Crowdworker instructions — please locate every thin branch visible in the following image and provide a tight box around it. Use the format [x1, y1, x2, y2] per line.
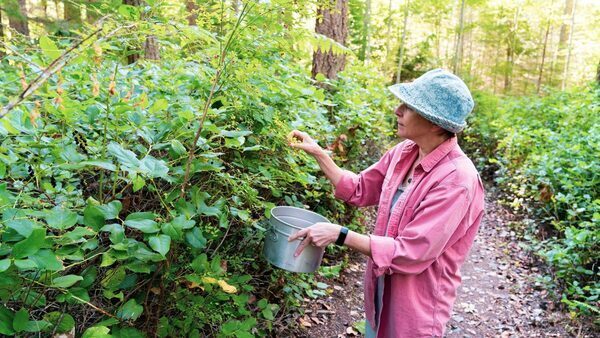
[0, 20, 135, 120]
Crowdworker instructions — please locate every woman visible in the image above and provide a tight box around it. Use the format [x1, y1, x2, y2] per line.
[287, 69, 485, 337]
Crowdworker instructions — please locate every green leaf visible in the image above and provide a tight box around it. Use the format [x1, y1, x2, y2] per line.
[140, 156, 169, 178]
[84, 205, 105, 229]
[82, 326, 111, 338]
[0, 305, 15, 335]
[125, 212, 159, 233]
[43, 312, 75, 334]
[0, 259, 10, 272]
[51, 275, 83, 288]
[149, 98, 168, 114]
[97, 201, 122, 220]
[45, 208, 78, 230]
[78, 160, 117, 171]
[149, 235, 171, 256]
[39, 36, 61, 59]
[101, 266, 126, 289]
[30, 249, 63, 271]
[112, 326, 145, 338]
[117, 299, 143, 321]
[170, 140, 186, 155]
[108, 142, 141, 170]
[262, 308, 274, 320]
[118, 4, 139, 20]
[185, 227, 206, 249]
[24, 320, 51, 333]
[5, 219, 36, 237]
[132, 174, 145, 192]
[12, 228, 46, 259]
[13, 308, 28, 333]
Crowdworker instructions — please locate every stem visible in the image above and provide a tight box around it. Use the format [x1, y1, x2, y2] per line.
[179, 2, 253, 199]
[99, 63, 119, 203]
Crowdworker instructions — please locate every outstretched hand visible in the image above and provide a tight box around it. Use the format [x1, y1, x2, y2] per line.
[287, 130, 324, 156]
[287, 222, 341, 257]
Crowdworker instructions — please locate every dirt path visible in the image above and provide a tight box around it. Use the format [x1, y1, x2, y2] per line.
[296, 188, 592, 337]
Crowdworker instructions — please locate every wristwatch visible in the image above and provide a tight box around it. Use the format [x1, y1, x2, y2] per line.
[336, 226, 349, 246]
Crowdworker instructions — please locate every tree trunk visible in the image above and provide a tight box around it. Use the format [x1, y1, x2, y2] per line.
[64, 0, 82, 24]
[395, 0, 409, 83]
[385, 0, 392, 64]
[233, 0, 240, 16]
[186, 1, 198, 26]
[8, 0, 30, 36]
[453, 0, 466, 75]
[359, 0, 371, 62]
[537, 20, 551, 93]
[561, 0, 576, 90]
[596, 60, 600, 85]
[144, 35, 160, 60]
[87, 0, 100, 23]
[0, 10, 4, 57]
[557, 0, 574, 82]
[311, 0, 348, 80]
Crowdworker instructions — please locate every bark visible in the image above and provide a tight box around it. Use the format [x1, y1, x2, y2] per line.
[311, 0, 348, 80]
[453, 0, 466, 75]
[87, 0, 100, 23]
[144, 34, 160, 60]
[186, 1, 198, 26]
[385, 0, 392, 63]
[537, 20, 551, 93]
[556, 0, 574, 81]
[596, 60, 600, 85]
[233, 0, 240, 16]
[561, 0, 576, 90]
[0, 10, 4, 57]
[359, 0, 371, 62]
[395, 0, 409, 83]
[64, 0, 82, 24]
[7, 0, 30, 36]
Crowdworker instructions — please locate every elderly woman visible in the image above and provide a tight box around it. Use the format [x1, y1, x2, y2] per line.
[287, 69, 485, 337]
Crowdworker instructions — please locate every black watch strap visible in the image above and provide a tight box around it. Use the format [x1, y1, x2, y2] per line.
[336, 226, 349, 246]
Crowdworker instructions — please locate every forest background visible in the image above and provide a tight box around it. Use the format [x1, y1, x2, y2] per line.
[0, 0, 598, 336]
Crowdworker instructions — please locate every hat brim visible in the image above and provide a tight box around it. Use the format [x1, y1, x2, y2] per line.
[388, 83, 466, 133]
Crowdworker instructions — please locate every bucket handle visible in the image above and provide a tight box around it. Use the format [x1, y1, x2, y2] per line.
[267, 225, 305, 242]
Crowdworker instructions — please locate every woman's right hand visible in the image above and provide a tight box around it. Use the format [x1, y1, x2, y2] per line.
[287, 130, 323, 157]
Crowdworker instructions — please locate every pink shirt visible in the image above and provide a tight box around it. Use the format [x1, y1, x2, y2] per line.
[334, 137, 485, 337]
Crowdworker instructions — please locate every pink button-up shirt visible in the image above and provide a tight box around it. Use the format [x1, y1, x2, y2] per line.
[334, 137, 485, 337]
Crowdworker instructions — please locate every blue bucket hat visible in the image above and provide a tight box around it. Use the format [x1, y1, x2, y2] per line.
[388, 68, 474, 133]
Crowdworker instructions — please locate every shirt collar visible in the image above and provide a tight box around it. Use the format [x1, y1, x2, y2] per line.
[402, 137, 459, 173]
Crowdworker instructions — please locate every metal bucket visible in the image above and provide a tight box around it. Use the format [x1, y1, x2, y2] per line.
[263, 206, 330, 273]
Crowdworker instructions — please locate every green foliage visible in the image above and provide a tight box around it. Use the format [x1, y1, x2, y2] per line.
[463, 85, 599, 321]
[0, 1, 395, 335]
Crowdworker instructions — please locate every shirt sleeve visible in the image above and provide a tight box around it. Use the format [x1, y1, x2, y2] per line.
[369, 183, 471, 276]
[333, 145, 397, 207]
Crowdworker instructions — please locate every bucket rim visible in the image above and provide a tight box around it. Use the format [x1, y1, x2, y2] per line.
[269, 206, 329, 230]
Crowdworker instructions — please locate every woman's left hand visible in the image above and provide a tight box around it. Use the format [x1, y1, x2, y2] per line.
[288, 222, 342, 257]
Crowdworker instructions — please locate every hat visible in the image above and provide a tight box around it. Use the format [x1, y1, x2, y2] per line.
[388, 69, 474, 133]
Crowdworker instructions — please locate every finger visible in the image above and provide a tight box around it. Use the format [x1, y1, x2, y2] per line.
[288, 228, 307, 242]
[294, 237, 310, 257]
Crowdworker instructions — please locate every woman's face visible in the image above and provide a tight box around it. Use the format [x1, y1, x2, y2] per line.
[395, 104, 436, 140]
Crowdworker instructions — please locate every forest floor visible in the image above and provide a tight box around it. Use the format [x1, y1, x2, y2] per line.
[288, 185, 595, 338]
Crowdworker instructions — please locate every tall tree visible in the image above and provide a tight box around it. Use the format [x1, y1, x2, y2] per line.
[537, 16, 552, 93]
[555, 0, 574, 85]
[311, 0, 348, 80]
[453, 0, 466, 74]
[124, 0, 160, 63]
[358, 0, 371, 62]
[561, 0, 576, 89]
[0, 10, 4, 57]
[186, 1, 198, 26]
[395, 0, 410, 83]
[7, 0, 30, 36]
[64, 0, 82, 24]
